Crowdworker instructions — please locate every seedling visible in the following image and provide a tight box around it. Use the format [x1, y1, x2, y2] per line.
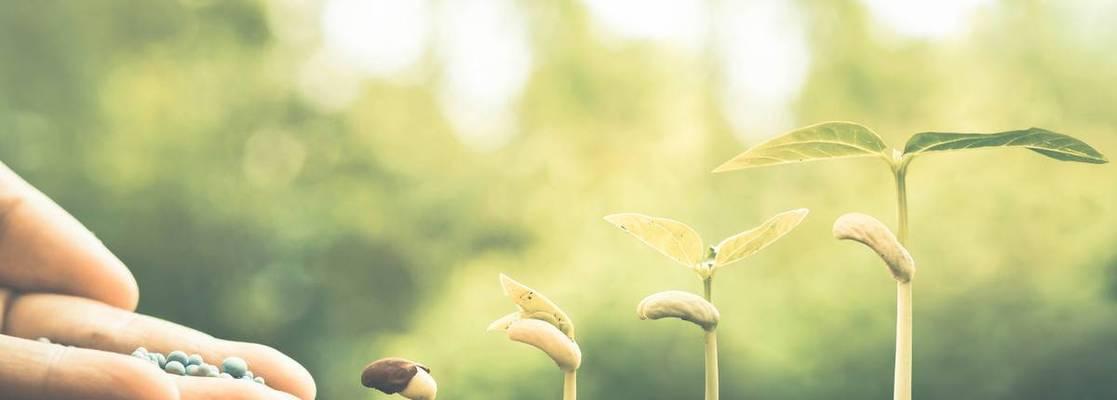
[362, 357, 438, 400]
[488, 274, 581, 400]
[604, 209, 809, 400]
[833, 213, 915, 399]
[714, 122, 1107, 400]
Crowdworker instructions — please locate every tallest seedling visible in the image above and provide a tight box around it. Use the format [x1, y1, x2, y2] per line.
[714, 121, 1107, 400]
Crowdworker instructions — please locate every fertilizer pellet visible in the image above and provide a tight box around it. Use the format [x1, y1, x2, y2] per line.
[128, 347, 266, 385]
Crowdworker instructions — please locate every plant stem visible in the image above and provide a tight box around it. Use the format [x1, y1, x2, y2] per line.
[892, 160, 912, 400]
[895, 282, 912, 400]
[894, 162, 910, 245]
[705, 329, 719, 400]
[564, 370, 576, 400]
[702, 277, 719, 400]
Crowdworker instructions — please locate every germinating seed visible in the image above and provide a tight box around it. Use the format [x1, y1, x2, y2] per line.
[129, 347, 266, 385]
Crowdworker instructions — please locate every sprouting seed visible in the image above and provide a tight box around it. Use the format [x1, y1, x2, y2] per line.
[165, 361, 186, 376]
[222, 357, 248, 379]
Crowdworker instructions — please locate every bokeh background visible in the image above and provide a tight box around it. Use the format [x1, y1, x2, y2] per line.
[3, 0, 1117, 398]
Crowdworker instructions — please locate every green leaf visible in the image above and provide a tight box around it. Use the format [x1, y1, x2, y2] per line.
[603, 213, 705, 269]
[714, 208, 809, 269]
[903, 128, 1108, 164]
[713, 121, 890, 172]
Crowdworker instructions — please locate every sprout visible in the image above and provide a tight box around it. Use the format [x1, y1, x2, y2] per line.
[605, 209, 808, 400]
[490, 274, 580, 400]
[361, 357, 437, 400]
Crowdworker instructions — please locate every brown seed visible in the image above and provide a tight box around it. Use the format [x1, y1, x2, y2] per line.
[361, 357, 431, 394]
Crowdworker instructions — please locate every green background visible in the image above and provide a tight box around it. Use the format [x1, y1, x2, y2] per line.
[2, 1, 1116, 399]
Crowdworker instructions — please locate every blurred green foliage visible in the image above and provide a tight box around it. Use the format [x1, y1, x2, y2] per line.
[2, 1, 1117, 399]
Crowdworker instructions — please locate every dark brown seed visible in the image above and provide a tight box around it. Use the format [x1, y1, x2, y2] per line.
[361, 357, 431, 394]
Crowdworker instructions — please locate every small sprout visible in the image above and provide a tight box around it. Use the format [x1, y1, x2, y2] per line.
[222, 357, 248, 379]
[165, 361, 186, 376]
[491, 273, 580, 400]
[637, 290, 720, 331]
[833, 213, 915, 282]
[361, 357, 437, 400]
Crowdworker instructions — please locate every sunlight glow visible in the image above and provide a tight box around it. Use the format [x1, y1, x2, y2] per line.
[716, 1, 811, 141]
[436, 0, 532, 151]
[861, 0, 993, 39]
[321, 0, 430, 77]
[580, 0, 709, 50]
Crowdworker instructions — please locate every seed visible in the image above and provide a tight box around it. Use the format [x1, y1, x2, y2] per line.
[203, 365, 220, 377]
[187, 354, 204, 367]
[244, 370, 254, 379]
[254, 376, 265, 385]
[186, 364, 201, 376]
[131, 349, 148, 359]
[222, 357, 248, 378]
[165, 361, 186, 376]
[37, 337, 51, 344]
[219, 373, 233, 379]
[155, 353, 167, 368]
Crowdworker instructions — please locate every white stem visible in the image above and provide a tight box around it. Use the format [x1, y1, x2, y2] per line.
[564, 370, 576, 400]
[894, 281, 912, 400]
[705, 329, 719, 400]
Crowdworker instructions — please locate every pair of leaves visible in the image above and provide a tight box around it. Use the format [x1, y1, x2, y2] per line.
[712, 121, 1108, 172]
[603, 208, 809, 277]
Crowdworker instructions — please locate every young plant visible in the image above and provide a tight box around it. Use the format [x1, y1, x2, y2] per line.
[362, 357, 438, 400]
[714, 122, 1107, 400]
[488, 274, 581, 400]
[832, 213, 915, 400]
[604, 208, 809, 400]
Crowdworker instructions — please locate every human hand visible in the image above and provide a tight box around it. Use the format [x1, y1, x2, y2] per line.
[0, 162, 316, 399]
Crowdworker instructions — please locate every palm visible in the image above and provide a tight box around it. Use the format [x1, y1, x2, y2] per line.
[0, 163, 316, 400]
